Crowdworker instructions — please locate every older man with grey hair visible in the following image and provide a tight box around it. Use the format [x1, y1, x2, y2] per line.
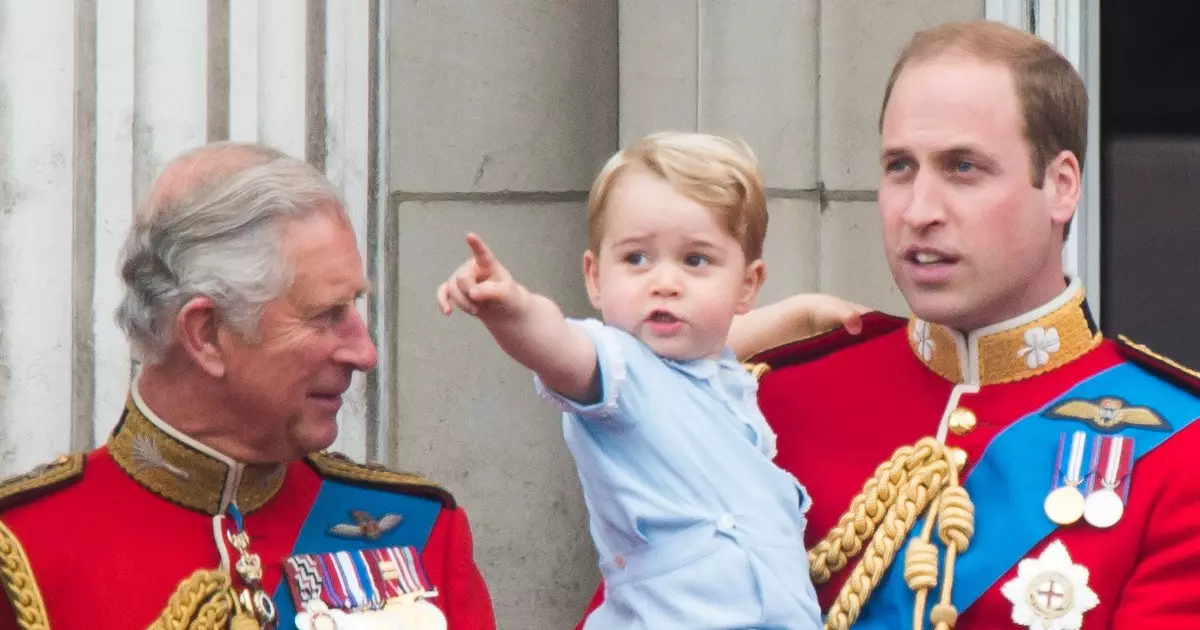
[0, 142, 495, 629]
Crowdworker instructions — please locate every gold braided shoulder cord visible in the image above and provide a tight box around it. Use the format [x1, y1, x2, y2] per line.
[0, 521, 49, 630]
[810, 438, 976, 630]
[0, 526, 250, 630]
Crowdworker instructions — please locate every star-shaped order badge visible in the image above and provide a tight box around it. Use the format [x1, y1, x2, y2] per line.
[1001, 540, 1099, 630]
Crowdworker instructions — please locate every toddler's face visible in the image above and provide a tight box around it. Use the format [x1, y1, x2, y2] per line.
[584, 170, 763, 361]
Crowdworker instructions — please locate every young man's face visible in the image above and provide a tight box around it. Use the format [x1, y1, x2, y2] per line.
[878, 56, 1076, 331]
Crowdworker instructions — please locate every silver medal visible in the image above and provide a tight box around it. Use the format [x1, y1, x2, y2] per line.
[1083, 436, 1127, 529]
[1083, 487, 1124, 528]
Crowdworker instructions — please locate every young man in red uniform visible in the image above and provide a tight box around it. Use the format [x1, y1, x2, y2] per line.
[0, 144, 495, 629]
[579, 20, 1200, 629]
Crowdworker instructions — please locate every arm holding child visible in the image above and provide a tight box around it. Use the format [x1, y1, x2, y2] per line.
[728, 294, 870, 360]
[436, 233, 600, 403]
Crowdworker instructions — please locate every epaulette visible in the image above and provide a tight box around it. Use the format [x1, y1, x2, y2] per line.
[306, 451, 456, 509]
[0, 453, 86, 513]
[1116, 335, 1200, 395]
[744, 312, 908, 378]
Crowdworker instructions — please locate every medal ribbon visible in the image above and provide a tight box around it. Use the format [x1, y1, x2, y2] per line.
[285, 545, 439, 614]
[284, 555, 323, 608]
[390, 546, 434, 595]
[1089, 435, 1134, 501]
[336, 550, 377, 610]
[360, 548, 392, 601]
[315, 553, 350, 610]
[349, 549, 383, 609]
[1062, 430, 1088, 488]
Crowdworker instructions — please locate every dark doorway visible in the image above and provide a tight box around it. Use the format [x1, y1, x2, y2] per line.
[1101, 0, 1200, 367]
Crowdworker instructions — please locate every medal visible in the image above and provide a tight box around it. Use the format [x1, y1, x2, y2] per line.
[1083, 487, 1123, 528]
[1044, 431, 1088, 525]
[1083, 436, 1132, 528]
[223, 507, 279, 628]
[1044, 485, 1086, 526]
[1001, 540, 1099, 630]
[295, 600, 350, 630]
[376, 547, 449, 630]
[385, 599, 448, 630]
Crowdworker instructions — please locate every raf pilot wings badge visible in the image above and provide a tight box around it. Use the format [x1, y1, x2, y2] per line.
[1047, 396, 1171, 432]
[328, 509, 404, 541]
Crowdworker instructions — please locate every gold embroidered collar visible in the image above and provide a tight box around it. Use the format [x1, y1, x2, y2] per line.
[108, 386, 287, 516]
[906, 280, 1102, 386]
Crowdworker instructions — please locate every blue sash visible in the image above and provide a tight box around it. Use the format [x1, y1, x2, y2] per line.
[270, 478, 442, 627]
[852, 361, 1200, 628]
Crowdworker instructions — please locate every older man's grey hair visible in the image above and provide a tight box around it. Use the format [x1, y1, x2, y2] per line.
[115, 142, 348, 364]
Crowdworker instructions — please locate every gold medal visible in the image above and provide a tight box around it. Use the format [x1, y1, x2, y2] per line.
[1043, 485, 1086, 525]
[1044, 431, 1088, 525]
[407, 600, 448, 630]
[355, 547, 447, 630]
[354, 606, 399, 630]
[382, 599, 447, 630]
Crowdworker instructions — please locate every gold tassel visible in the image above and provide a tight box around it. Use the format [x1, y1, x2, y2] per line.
[226, 591, 262, 630]
[229, 597, 261, 630]
[229, 612, 260, 630]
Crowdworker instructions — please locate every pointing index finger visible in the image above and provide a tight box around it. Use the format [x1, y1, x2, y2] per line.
[466, 233, 498, 274]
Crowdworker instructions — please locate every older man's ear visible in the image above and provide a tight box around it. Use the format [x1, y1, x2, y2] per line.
[174, 296, 227, 378]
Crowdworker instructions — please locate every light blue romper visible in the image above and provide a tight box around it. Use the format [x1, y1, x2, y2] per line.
[537, 319, 822, 630]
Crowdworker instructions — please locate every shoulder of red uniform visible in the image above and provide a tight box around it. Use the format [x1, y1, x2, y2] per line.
[1115, 335, 1200, 395]
[306, 451, 456, 509]
[743, 311, 909, 377]
[0, 453, 87, 515]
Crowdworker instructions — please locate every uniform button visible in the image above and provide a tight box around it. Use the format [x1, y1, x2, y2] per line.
[949, 447, 968, 470]
[716, 514, 736, 532]
[613, 554, 626, 569]
[948, 407, 977, 436]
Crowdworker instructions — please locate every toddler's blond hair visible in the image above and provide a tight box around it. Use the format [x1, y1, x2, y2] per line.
[586, 132, 768, 261]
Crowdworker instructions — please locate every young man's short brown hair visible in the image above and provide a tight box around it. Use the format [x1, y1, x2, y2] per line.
[587, 132, 768, 261]
[880, 20, 1088, 187]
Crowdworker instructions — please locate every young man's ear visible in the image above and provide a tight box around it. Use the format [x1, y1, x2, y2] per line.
[583, 250, 603, 311]
[175, 296, 227, 378]
[1043, 149, 1081, 230]
[735, 260, 767, 315]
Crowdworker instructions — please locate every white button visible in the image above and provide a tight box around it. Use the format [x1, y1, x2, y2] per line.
[716, 514, 736, 531]
[613, 554, 626, 569]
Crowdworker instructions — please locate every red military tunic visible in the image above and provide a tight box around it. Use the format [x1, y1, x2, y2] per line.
[755, 283, 1200, 628]
[576, 283, 1200, 628]
[0, 394, 496, 629]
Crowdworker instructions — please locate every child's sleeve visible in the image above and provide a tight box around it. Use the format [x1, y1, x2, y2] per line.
[534, 318, 635, 424]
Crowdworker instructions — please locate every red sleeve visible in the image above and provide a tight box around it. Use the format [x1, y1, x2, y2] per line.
[575, 583, 603, 630]
[0, 594, 16, 630]
[1111, 431, 1200, 629]
[423, 506, 495, 630]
